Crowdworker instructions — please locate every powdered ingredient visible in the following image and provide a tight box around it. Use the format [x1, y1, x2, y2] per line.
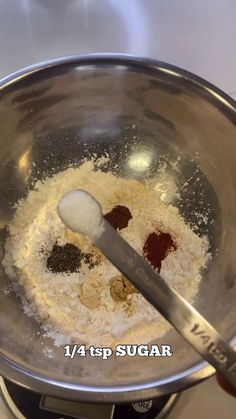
[3, 159, 210, 348]
[143, 231, 176, 272]
[46, 243, 82, 273]
[46, 242, 99, 273]
[104, 205, 132, 230]
[58, 189, 103, 239]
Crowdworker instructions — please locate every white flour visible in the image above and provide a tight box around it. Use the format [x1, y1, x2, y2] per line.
[3, 160, 210, 347]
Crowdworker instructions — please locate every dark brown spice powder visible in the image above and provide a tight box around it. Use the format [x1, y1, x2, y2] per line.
[143, 231, 177, 272]
[104, 205, 132, 230]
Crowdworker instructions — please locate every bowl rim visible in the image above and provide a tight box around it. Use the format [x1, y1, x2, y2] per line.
[1, 52, 236, 112]
[0, 53, 236, 402]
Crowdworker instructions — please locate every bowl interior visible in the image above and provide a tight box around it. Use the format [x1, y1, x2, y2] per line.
[0, 57, 236, 400]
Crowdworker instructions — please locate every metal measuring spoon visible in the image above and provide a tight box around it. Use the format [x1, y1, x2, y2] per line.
[58, 189, 236, 390]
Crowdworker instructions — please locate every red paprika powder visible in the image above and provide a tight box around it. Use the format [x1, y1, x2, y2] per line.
[104, 205, 132, 230]
[143, 231, 176, 272]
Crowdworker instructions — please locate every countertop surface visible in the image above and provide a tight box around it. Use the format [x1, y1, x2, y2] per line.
[0, 0, 235, 417]
[1, 0, 236, 98]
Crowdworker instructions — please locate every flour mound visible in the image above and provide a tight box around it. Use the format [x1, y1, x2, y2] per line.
[3, 160, 210, 347]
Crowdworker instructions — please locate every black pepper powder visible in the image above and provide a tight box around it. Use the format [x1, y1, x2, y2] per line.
[45, 243, 100, 274]
[46, 243, 82, 273]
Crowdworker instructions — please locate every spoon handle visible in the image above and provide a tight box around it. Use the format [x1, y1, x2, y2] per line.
[95, 219, 236, 389]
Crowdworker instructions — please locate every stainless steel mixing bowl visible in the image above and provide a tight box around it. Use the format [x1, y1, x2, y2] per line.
[0, 55, 235, 402]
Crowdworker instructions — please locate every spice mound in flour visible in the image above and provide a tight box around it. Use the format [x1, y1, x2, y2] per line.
[110, 275, 138, 301]
[104, 205, 132, 230]
[3, 159, 210, 348]
[46, 242, 100, 273]
[143, 231, 177, 272]
[46, 243, 82, 273]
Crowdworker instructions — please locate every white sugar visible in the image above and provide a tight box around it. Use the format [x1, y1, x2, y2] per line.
[58, 190, 104, 239]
